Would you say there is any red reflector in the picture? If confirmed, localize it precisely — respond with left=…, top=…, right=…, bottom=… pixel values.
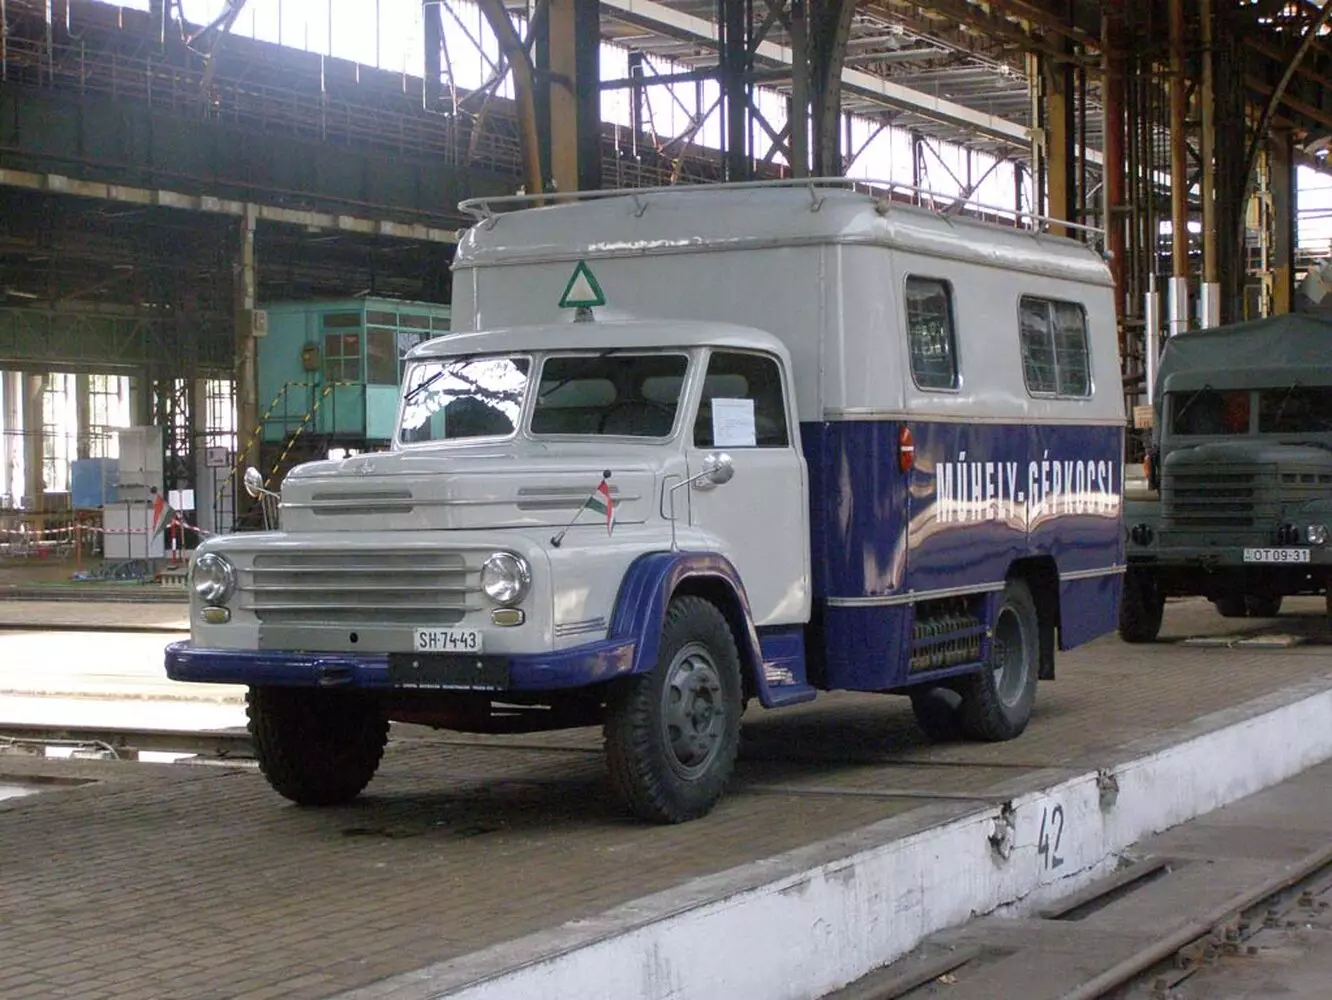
left=898, top=425, right=915, bottom=473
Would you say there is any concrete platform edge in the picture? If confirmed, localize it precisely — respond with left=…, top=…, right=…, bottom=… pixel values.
left=335, top=672, right=1332, bottom=1000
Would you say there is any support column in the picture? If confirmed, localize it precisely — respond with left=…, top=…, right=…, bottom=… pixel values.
left=789, top=0, right=808, bottom=177
left=1, top=371, right=17, bottom=502
left=548, top=0, right=580, bottom=193
left=808, top=0, right=855, bottom=177
left=1270, top=128, right=1296, bottom=316
left=1102, top=3, right=1126, bottom=318
left=1199, top=0, right=1219, bottom=327
left=423, top=0, right=443, bottom=109
left=235, top=205, right=259, bottom=470
left=23, top=374, right=43, bottom=509
left=719, top=0, right=751, bottom=181
left=75, top=372, right=91, bottom=460
left=1168, top=0, right=1189, bottom=336
left=1043, top=51, right=1076, bottom=236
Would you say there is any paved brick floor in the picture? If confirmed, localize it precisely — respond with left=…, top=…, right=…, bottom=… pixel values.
left=1, top=599, right=1330, bottom=999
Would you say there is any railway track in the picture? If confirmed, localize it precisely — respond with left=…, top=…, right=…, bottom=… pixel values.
left=0, top=723, right=253, bottom=760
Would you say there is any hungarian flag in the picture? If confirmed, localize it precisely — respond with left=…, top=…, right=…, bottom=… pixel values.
left=151, top=493, right=176, bottom=540
left=583, top=477, right=615, bottom=536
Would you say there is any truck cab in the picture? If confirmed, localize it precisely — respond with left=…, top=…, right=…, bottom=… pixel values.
left=168, top=180, right=1125, bottom=823
left=1121, top=312, right=1332, bottom=641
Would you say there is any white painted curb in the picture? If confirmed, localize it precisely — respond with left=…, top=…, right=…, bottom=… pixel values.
left=340, top=673, right=1332, bottom=1000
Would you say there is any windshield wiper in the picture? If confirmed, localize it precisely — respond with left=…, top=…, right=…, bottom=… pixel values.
left=1170, top=382, right=1211, bottom=430
left=538, top=348, right=625, bottom=401
left=403, top=369, right=444, bottom=404
left=1268, top=379, right=1301, bottom=430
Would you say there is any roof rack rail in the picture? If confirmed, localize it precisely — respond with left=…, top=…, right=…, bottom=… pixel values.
left=456, top=176, right=1106, bottom=241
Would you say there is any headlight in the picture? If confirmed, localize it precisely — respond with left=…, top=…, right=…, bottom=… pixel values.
left=480, top=552, right=531, bottom=606
left=1309, top=524, right=1329, bottom=546
left=192, top=553, right=236, bottom=606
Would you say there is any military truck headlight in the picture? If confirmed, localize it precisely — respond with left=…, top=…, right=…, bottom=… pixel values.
left=1308, top=524, right=1329, bottom=546
left=481, top=552, right=531, bottom=606
left=192, top=553, right=236, bottom=606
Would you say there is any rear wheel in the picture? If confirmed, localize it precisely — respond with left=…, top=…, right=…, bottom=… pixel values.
left=247, top=687, right=388, bottom=806
left=957, top=579, right=1040, bottom=742
left=1118, top=569, right=1165, bottom=643
left=604, top=596, right=743, bottom=824
left=1212, top=595, right=1248, bottom=619
left=1245, top=594, right=1283, bottom=618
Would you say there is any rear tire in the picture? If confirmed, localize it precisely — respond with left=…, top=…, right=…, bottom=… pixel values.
left=1212, top=595, right=1248, bottom=619
left=247, top=687, right=388, bottom=806
left=1245, top=594, right=1283, bottom=618
left=909, top=686, right=964, bottom=742
left=604, top=596, right=743, bottom=824
left=958, top=579, right=1040, bottom=742
left=1118, top=569, right=1165, bottom=643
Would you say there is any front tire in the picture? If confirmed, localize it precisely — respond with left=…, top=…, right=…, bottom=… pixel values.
left=1212, top=595, right=1248, bottom=618
left=958, top=579, right=1040, bottom=742
left=247, top=687, right=388, bottom=806
left=1118, top=568, right=1165, bottom=643
left=604, top=596, right=742, bottom=824
left=1245, top=594, right=1283, bottom=618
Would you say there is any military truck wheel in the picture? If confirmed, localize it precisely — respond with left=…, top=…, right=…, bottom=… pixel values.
left=1245, top=595, right=1283, bottom=618
left=604, top=596, right=742, bottom=824
left=1118, top=569, right=1165, bottom=643
left=909, top=686, right=964, bottom=742
left=247, top=687, right=388, bottom=806
left=1212, top=595, right=1248, bottom=618
left=958, top=580, right=1039, bottom=742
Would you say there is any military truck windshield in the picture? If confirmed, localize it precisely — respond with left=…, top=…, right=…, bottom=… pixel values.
left=1257, top=386, right=1332, bottom=433
left=398, top=356, right=531, bottom=444
left=1169, top=388, right=1250, bottom=436
left=531, top=353, right=689, bottom=438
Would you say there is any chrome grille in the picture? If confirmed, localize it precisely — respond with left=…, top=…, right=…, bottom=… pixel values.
left=242, top=550, right=477, bottom=626
left=1164, top=467, right=1265, bottom=529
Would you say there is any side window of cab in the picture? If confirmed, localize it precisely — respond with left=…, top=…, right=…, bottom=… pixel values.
left=693, top=351, right=791, bottom=449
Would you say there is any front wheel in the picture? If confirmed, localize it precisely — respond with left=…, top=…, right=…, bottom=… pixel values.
left=247, top=687, right=388, bottom=806
left=957, top=579, right=1040, bottom=742
left=1212, top=595, right=1248, bottom=619
left=604, top=596, right=742, bottom=824
left=1118, top=569, right=1165, bottom=643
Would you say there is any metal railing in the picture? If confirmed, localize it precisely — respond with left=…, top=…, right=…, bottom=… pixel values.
left=459, top=176, right=1107, bottom=243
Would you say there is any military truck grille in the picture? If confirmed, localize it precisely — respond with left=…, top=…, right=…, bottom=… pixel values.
left=1163, top=467, right=1264, bottom=529
left=241, top=550, right=478, bottom=626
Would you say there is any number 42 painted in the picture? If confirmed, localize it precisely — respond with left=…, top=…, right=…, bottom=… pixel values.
left=1038, top=804, right=1065, bottom=870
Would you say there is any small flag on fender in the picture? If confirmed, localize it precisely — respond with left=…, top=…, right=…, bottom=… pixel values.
left=583, top=475, right=615, bottom=535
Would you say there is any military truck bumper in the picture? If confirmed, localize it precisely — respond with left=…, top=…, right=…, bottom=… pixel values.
left=164, top=639, right=636, bottom=692
left=1124, top=545, right=1332, bottom=596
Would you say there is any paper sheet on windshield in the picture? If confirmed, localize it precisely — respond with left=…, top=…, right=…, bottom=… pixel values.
left=711, top=398, right=756, bottom=447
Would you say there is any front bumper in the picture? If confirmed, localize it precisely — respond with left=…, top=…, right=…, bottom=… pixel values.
left=165, top=638, right=636, bottom=692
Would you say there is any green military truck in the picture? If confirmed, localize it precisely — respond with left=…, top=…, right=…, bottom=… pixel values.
left=1120, top=312, right=1332, bottom=642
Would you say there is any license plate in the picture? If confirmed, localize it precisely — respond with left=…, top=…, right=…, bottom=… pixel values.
left=387, top=653, right=508, bottom=691
left=413, top=627, right=483, bottom=653
left=1242, top=548, right=1310, bottom=564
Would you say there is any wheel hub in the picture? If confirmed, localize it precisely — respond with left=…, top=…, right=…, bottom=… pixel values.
left=661, top=643, right=725, bottom=779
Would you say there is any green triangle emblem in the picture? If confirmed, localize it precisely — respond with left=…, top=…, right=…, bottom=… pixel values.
left=559, top=260, right=606, bottom=310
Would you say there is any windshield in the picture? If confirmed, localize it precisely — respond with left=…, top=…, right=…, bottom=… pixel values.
left=1258, top=386, right=1332, bottom=433
left=398, top=356, right=530, bottom=444
left=1169, top=388, right=1250, bottom=436
left=530, top=353, right=689, bottom=437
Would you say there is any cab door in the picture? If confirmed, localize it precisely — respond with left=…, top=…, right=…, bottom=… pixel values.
left=685, top=349, right=810, bottom=626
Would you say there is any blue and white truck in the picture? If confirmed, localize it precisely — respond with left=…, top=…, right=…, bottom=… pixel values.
left=167, top=180, right=1125, bottom=823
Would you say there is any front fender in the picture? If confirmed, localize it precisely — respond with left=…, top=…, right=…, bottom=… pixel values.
left=610, top=551, right=803, bottom=708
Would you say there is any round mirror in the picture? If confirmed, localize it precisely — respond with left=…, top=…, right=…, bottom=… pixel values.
left=243, top=466, right=265, bottom=499
left=707, top=453, right=735, bottom=485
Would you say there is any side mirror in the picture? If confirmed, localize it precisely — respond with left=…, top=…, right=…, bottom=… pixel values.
left=243, top=467, right=265, bottom=499
left=704, top=452, right=735, bottom=485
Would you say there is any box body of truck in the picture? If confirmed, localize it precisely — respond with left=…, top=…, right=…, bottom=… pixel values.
left=167, top=182, right=1125, bottom=822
